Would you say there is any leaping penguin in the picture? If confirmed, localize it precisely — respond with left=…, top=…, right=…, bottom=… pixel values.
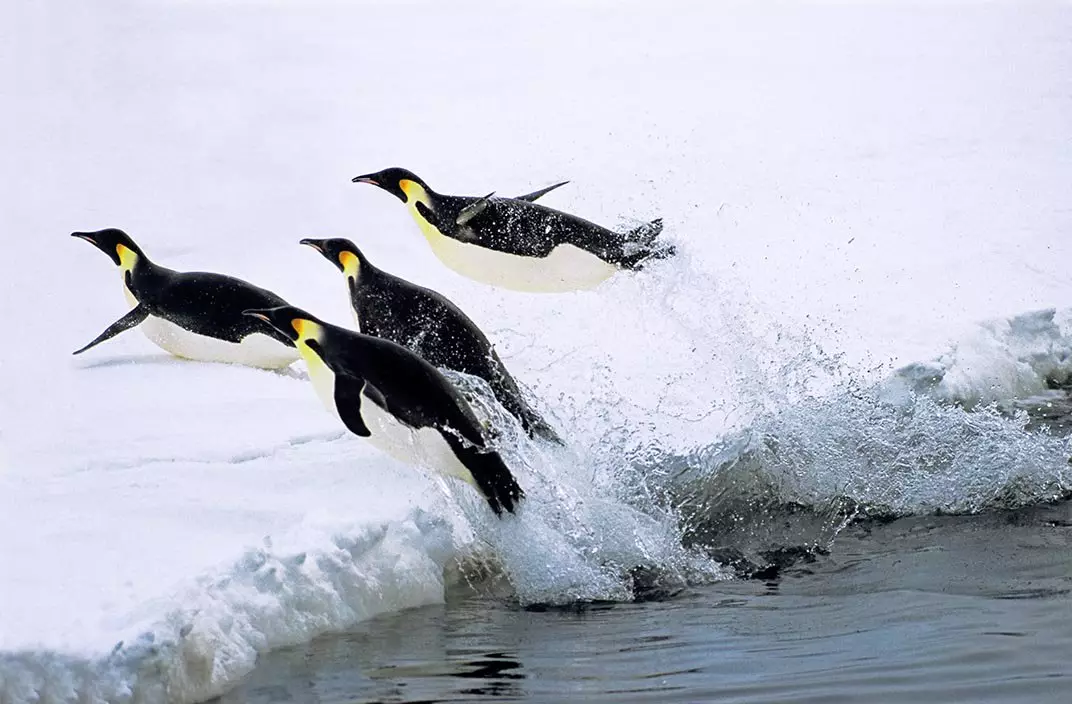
left=351, top=168, right=672, bottom=293
left=300, top=237, right=562, bottom=444
left=243, top=305, right=524, bottom=516
left=72, top=228, right=299, bottom=369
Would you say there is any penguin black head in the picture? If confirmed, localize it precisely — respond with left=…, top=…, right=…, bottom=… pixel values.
left=242, top=305, right=325, bottom=345
left=71, top=228, right=144, bottom=267
left=299, top=237, right=367, bottom=278
left=352, top=167, right=430, bottom=204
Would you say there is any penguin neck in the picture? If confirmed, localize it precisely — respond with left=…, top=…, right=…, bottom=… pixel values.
left=401, top=180, right=439, bottom=219
left=118, top=250, right=167, bottom=305
left=345, top=263, right=383, bottom=333
left=296, top=334, right=336, bottom=412
left=345, top=257, right=382, bottom=291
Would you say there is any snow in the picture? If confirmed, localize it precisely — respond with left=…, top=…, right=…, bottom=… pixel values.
left=2, top=1, right=1072, bottom=702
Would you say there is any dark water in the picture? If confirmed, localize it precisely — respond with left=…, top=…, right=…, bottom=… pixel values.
left=215, top=499, right=1072, bottom=703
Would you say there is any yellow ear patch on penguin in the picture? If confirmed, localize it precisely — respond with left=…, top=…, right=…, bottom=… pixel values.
left=116, top=243, right=138, bottom=270
left=291, top=318, right=323, bottom=341
left=339, top=251, right=359, bottom=276
left=399, top=179, right=430, bottom=206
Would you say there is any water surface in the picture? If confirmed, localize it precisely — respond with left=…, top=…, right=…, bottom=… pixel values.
left=219, top=499, right=1072, bottom=703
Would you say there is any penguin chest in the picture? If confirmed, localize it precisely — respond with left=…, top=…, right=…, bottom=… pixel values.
left=405, top=207, right=618, bottom=293
left=140, top=317, right=298, bottom=369
left=303, top=353, right=476, bottom=486
left=303, top=347, right=339, bottom=415
left=121, top=284, right=298, bottom=369
left=359, top=398, right=479, bottom=488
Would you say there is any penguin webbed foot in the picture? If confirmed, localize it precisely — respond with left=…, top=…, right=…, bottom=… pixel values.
left=73, top=304, right=149, bottom=356
left=617, top=218, right=674, bottom=269
left=523, top=413, right=565, bottom=446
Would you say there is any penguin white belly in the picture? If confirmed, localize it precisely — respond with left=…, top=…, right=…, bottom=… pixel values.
left=407, top=212, right=618, bottom=293
left=139, top=316, right=299, bottom=369
left=122, top=284, right=297, bottom=369
left=358, top=395, right=478, bottom=487
left=302, top=351, right=477, bottom=486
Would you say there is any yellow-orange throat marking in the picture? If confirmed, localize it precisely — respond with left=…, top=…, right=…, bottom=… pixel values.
left=291, top=318, right=323, bottom=343
left=116, top=243, right=138, bottom=272
left=399, top=179, right=432, bottom=208
left=399, top=179, right=444, bottom=246
left=339, top=250, right=360, bottom=278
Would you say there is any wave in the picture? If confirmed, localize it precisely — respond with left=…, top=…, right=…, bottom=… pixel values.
left=660, top=307, right=1072, bottom=566
left=881, top=307, right=1072, bottom=409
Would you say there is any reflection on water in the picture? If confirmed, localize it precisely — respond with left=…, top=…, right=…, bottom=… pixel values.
left=213, top=602, right=530, bottom=703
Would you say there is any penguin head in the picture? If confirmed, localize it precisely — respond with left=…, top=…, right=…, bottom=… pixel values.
left=352, top=167, right=431, bottom=204
left=243, top=306, right=325, bottom=346
left=299, top=237, right=366, bottom=280
left=71, top=228, right=144, bottom=269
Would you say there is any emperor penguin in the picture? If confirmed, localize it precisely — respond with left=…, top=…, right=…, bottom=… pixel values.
left=300, top=237, right=562, bottom=444
left=243, top=305, right=524, bottom=515
left=351, top=167, right=672, bottom=293
left=72, top=228, right=299, bottom=369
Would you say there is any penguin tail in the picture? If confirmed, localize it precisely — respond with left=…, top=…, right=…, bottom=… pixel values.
left=518, top=406, right=564, bottom=445
left=444, top=433, right=525, bottom=516
left=617, top=218, right=675, bottom=270
left=492, top=375, right=565, bottom=445
left=627, top=217, right=664, bottom=245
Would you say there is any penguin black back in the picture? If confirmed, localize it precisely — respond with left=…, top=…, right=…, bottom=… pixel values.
left=301, top=237, right=561, bottom=443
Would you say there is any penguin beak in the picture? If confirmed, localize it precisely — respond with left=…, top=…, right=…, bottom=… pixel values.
left=299, top=238, right=324, bottom=253
left=71, top=232, right=97, bottom=245
left=352, top=174, right=379, bottom=186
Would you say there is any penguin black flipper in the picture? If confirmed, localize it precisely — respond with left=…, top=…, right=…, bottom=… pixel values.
left=456, top=192, right=496, bottom=226
left=485, top=358, right=563, bottom=444
left=73, top=303, right=150, bottom=355
left=332, top=375, right=372, bottom=437
left=333, top=337, right=525, bottom=514
left=515, top=181, right=569, bottom=203
left=334, top=338, right=481, bottom=439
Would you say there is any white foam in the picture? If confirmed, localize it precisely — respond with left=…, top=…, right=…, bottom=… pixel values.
left=881, top=308, right=1072, bottom=408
